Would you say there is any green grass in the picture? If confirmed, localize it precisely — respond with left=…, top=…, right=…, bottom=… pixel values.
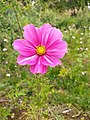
left=0, top=1, right=90, bottom=120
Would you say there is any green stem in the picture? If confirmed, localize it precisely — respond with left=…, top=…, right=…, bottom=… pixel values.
left=12, top=4, right=22, bottom=35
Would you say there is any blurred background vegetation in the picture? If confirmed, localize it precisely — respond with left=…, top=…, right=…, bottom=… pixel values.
left=0, top=0, right=90, bottom=119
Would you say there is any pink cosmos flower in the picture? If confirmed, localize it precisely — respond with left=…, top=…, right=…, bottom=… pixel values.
left=13, top=24, right=67, bottom=74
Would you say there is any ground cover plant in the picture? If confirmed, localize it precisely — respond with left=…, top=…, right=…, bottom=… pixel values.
left=0, top=0, right=90, bottom=120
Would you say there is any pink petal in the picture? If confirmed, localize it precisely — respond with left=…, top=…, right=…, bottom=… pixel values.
left=17, top=54, right=38, bottom=65
left=42, top=27, right=62, bottom=47
left=39, top=23, right=52, bottom=34
left=41, top=55, right=62, bottom=67
left=47, top=40, right=67, bottom=58
left=13, top=39, right=35, bottom=56
left=23, top=24, right=41, bottom=46
left=47, top=40, right=67, bottom=49
left=30, top=57, right=47, bottom=74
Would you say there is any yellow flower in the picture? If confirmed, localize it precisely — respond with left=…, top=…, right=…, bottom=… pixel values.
left=58, top=67, right=68, bottom=77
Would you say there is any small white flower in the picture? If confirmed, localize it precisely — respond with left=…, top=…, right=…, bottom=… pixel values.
left=64, top=30, right=68, bottom=33
left=15, top=65, right=17, bottom=67
left=5, top=61, right=8, bottom=64
left=88, top=4, right=90, bottom=10
left=12, top=113, right=15, bottom=116
left=68, top=26, right=71, bottom=29
left=3, top=48, right=7, bottom=51
left=20, top=100, right=22, bottom=103
left=11, top=116, right=14, bottom=119
left=78, top=48, right=83, bottom=51
left=80, top=38, right=83, bottom=40
left=6, top=73, right=10, bottom=77
left=72, top=36, right=75, bottom=39
left=80, top=41, right=83, bottom=44
left=69, top=28, right=72, bottom=31
left=81, top=71, right=86, bottom=75
left=32, top=1, right=35, bottom=6
left=85, top=48, right=88, bottom=51
left=4, top=38, right=8, bottom=42
left=84, top=26, right=86, bottom=29
left=81, top=33, right=84, bottom=35
left=72, top=24, right=75, bottom=27
left=11, top=113, right=15, bottom=118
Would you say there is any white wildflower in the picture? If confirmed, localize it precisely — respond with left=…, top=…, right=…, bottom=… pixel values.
left=84, top=26, right=86, bottom=29
left=81, top=33, right=84, bottom=35
left=6, top=73, right=10, bottom=77
left=69, top=28, right=72, bottom=31
left=72, top=24, right=75, bottom=27
left=20, top=100, right=22, bottom=103
left=81, top=71, right=86, bottom=75
left=68, top=26, right=71, bottom=29
left=11, top=113, right=15, bottom=119
left=88, top=3, right=90, bottom=10
left=80, top=38, right=83, bottom=40
left=15, top=65, right=17, bottom=67
left=32, top=0, right=35, bottom=6
left=78, top=48, right=83, bottom=51
left=80, top=41, right=83, bottom=44
left=72, top=36, right=75, bottom=39
left=85, top=48, right=88, bottom=51
left=4, top=38, right=8, bottom=42
left=3, top=48, right=7, bottom=51
left=64, top=30, right=68, bottom=33
left=5, top=61, right=8, bottom=64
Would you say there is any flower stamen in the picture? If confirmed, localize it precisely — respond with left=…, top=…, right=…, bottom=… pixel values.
left=36, top=45, right=46, bottom=55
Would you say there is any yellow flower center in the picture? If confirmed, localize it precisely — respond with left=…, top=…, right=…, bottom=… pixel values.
left=36, top=45, right=46, bottom=55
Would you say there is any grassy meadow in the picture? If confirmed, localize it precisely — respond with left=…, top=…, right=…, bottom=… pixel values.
left=0, top=1, right=90, bottom=120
